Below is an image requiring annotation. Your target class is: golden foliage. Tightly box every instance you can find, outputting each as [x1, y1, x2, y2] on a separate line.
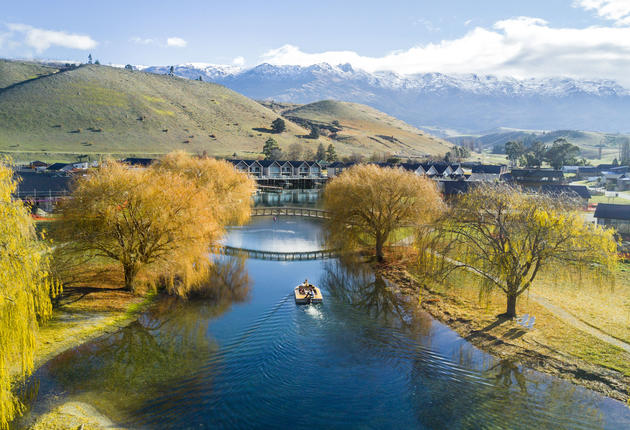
[427, 183, 618, 317]
[0, 158, 58, 429]
[53, 153, 254, 297]
[323, 164, 444, 261]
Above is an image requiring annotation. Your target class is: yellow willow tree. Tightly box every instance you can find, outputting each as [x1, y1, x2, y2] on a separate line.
[0, 160, 58, 429]
[54, 161, 216, 293]
[153, 151, 255, 226]
[323, 164, 443, 261]
[53, 155, 254, 296]
[430, 183, 617, 318]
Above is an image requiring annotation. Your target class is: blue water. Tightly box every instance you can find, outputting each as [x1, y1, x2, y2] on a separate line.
[21, 216, 630, 429]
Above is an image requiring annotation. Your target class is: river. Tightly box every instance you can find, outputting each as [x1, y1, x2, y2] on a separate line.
[19, 215, 630, 429]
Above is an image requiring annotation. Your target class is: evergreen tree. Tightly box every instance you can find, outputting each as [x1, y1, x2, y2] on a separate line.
[326, 144, 338, 162]
[94, 59, 100, 65]
[262, 138, 280, 159]
[308, 125, 320, 139]
[271, 118, 286, 134]
[316, 143, 326, 161]
[87, 54, 93, 64]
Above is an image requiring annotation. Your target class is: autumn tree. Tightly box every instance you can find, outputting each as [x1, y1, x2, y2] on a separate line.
[429, 183, 617, 318]
[54, 155, 254, 295]
[303, 148, 316, 161]
[0, 159, 58, 429]
[324, 164, 443, 261]
[286, 143, 303, 160]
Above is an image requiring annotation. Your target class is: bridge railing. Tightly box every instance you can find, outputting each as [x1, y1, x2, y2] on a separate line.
[212, 245, 337, 261]
[250, 207, 330, 219]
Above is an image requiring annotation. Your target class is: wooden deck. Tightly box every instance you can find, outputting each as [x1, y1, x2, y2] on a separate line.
[251, 207, 329, 219]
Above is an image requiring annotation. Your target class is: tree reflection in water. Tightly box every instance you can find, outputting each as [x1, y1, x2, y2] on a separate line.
[320, 258, 607, 430]
[30, 256, 251, 423]
[321, 258, 409, 326]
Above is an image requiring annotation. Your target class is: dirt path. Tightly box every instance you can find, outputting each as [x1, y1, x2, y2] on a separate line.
[527, 292, 630, 353]
[395, 241, 630, 354]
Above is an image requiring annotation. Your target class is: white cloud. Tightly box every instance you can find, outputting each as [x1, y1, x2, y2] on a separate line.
[6, 23, 96, 53]
[575, 0, 630, 25]
[260, 17, 630, 85]
[232, 56, 245, 66]
[166, 37, 187, 48]
[131, 37, 155, 45]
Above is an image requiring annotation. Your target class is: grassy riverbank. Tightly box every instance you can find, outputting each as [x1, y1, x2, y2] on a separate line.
[24, 268, 157, 429]
[377, 247, 630, 404]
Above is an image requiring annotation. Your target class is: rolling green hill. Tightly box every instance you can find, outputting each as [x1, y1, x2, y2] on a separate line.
[261, 100, 453, 156]
[448, 128, 630, 163]
[0, 61, 451, 162]
[0, 59, 59, 90]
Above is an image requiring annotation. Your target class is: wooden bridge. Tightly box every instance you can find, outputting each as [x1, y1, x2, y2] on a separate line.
[214, 245, 337, 261]
[251, 207, 330, 219]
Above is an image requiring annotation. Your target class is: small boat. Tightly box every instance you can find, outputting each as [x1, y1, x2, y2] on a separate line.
[294, 282, 323, 304]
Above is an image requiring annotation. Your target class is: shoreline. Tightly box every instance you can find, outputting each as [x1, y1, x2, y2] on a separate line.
[375, 262, 630, 405]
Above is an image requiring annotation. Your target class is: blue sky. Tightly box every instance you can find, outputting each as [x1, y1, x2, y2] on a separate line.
[3, 1, 630, 83]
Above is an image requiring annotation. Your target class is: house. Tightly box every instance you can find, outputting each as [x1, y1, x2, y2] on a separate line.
[539, 184, 591, 208]
[227, 159, 262, 177]
[13, 171, 72, 211]
[576, 166, 600, 178]
[307, 161, 322, 177]
[327, 161, 354, 177]
[511, 169, 564, 187]
[46, 162, 73, 172]
[28, 160, 49, 171]
[400, 163, 426, 176]
[246, 160, 263, 177]
[279, 161, 293, 177]
[260, 160, 282, 178]
[471, 164, 508, 175]
[594, 203, 630, 235]
[439, 180, 472, 198]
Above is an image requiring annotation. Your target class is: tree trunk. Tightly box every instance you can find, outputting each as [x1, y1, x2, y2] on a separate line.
[375, 234, 385, 262]
[505, 294, 517, 318]
[123, 263, 138, 292]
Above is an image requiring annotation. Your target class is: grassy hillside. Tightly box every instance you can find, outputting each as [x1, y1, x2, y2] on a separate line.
[0, 59, 59, 90]
[449, 128, 629, 163]
[3, 62, 447, 162]
[261, 100, 453, 156]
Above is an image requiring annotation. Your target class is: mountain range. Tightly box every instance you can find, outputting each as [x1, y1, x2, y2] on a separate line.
[142, 63, 630, 134]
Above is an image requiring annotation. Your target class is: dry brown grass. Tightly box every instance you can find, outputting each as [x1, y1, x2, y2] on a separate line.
[384, 247, 630, 378]
[530, 264, 630, 344]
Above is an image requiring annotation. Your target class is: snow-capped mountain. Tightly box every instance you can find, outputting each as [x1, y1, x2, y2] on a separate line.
[142, 62, 630, 133]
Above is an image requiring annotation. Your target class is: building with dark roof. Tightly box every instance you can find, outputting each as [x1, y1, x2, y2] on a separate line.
[594, 203, 630, 235]
[511, 169, 564, 187]
[470, 165, 508, 175]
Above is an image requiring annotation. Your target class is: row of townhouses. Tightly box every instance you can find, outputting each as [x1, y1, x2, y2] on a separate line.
[228, 160, 323, 178]
[328, 161, 467, 179]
